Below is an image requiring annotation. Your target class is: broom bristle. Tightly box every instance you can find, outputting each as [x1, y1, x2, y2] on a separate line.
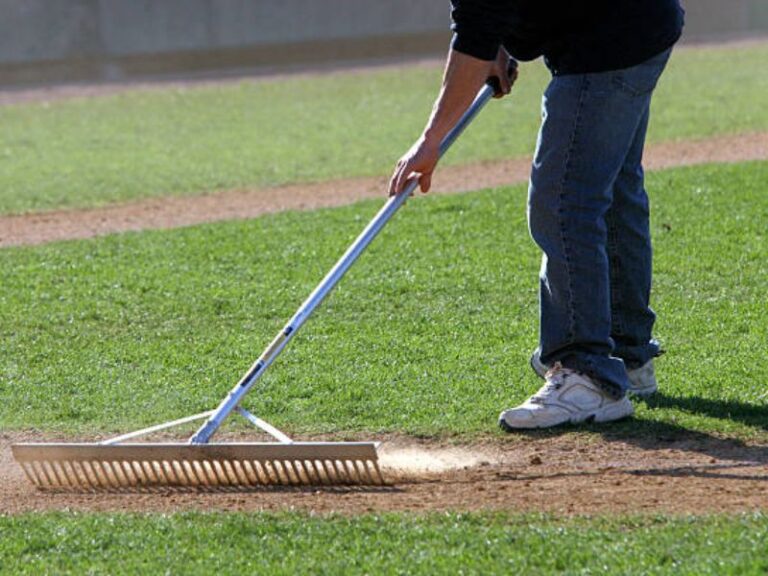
[12, 442, 384, 491]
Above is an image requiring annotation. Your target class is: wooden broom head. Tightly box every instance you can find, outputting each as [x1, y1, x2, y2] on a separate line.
[12, 442, 383, 491]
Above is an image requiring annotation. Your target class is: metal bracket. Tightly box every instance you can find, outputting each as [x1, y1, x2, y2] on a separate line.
[101, 410, 215, 445]
[236, 406, 293, 443]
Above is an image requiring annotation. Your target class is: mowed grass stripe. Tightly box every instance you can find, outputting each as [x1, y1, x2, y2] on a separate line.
[0, 162, 766, 438]
[1, 42, 767, 214]
[1, 512, 767, 575]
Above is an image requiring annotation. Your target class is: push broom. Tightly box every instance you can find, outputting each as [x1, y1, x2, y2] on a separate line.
[12, 62, 516, 491]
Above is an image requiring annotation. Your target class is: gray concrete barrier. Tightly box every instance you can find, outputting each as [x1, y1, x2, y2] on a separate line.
[1, 0, 766, 88]
[0, 0, 450, 86]
[682, 0, 768, 41]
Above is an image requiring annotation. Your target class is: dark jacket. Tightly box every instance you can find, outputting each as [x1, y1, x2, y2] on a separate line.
[451, 0, 684, 75]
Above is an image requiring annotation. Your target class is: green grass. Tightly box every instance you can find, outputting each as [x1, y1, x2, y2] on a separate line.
[1, 512, 766, 575]
[1, 161, 766, 440]
[1, 42, 767, 214]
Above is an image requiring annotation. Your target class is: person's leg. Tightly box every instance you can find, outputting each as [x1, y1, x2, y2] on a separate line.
[525, 103, 661, 394]
[527, 49, 671, 397]
[606, 106, 661, 369]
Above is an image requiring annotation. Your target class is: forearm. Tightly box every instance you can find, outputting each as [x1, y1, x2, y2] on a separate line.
[388, 47, 505, 196]
[421, 49, 493, 146]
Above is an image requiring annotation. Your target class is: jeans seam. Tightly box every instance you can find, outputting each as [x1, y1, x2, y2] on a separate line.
[557, 75, 590, 343]
[607, 213, 625, 338]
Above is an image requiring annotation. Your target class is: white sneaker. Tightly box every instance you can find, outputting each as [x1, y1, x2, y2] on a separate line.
[499, 365, 634, 430]
[530, 349, 658, 397]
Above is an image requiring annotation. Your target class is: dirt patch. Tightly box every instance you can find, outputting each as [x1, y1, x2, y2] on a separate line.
[379, 440, 494, 474]
[2, 132, 767, 248]
[2, 431, 765, 516]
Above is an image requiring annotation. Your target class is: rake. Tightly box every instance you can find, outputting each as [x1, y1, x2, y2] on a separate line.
[12, 66, 513, 491]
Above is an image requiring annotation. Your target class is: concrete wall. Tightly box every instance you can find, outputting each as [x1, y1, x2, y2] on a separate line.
[100, 1, 447, 53]
[0, 0, 450, 86]
[1, 0, 766, 88]
[682, 0, 768, 41]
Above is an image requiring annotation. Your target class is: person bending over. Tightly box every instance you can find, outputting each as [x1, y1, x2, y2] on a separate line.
[388, 0, 684, 429]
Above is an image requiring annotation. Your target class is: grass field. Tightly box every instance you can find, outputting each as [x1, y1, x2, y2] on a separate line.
[1, 161, 766, 440]
[2, 40, 767, 576]
[0, 41, 767, 214]
[2, 512, 767, 575]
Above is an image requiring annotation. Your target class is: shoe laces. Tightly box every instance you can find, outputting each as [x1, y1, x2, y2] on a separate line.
[531, 363, 574, 404]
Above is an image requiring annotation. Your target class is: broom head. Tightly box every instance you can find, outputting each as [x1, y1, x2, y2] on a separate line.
[12, 441, 383, 491]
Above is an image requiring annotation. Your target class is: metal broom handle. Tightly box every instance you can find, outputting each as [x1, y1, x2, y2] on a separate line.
[191, 61, 517, 444]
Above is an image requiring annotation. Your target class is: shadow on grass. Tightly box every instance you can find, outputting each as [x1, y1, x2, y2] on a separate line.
[598, 419, 768, 467]
[602, 392, 768, 471]
[505, 392, 768, 475]
[640, 391, 768, 431]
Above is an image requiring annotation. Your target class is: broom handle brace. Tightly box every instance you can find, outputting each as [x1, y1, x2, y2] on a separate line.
[191, 72, 508, 445]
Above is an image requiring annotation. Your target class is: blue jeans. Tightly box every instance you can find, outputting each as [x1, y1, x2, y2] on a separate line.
[528, 49, 672, 397]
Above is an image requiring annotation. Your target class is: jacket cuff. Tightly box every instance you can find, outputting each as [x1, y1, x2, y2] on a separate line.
[451, 32, 499, 61]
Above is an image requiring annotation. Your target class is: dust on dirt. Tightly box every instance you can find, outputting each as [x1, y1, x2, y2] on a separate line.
[2, 131, 767, 248]
[1, 59, 767, 517]
[2, 431, 766, 516]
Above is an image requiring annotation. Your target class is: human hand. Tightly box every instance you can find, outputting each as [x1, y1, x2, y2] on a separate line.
[488, 47, 518, 98]
[387, 135, 440, 196]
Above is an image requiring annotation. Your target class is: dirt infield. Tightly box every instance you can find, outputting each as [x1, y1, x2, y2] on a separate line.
[2, 431, 766, 515]
[2, 133, 766, 516]
[2, 87, 767, 517]
[2, 131, 767, 248]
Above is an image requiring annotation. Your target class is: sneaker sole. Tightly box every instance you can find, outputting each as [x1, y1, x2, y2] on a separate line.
[498, 397, 634, 431]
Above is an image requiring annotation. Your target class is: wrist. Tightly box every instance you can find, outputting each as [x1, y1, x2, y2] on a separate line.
[420, 129, 445, 149]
